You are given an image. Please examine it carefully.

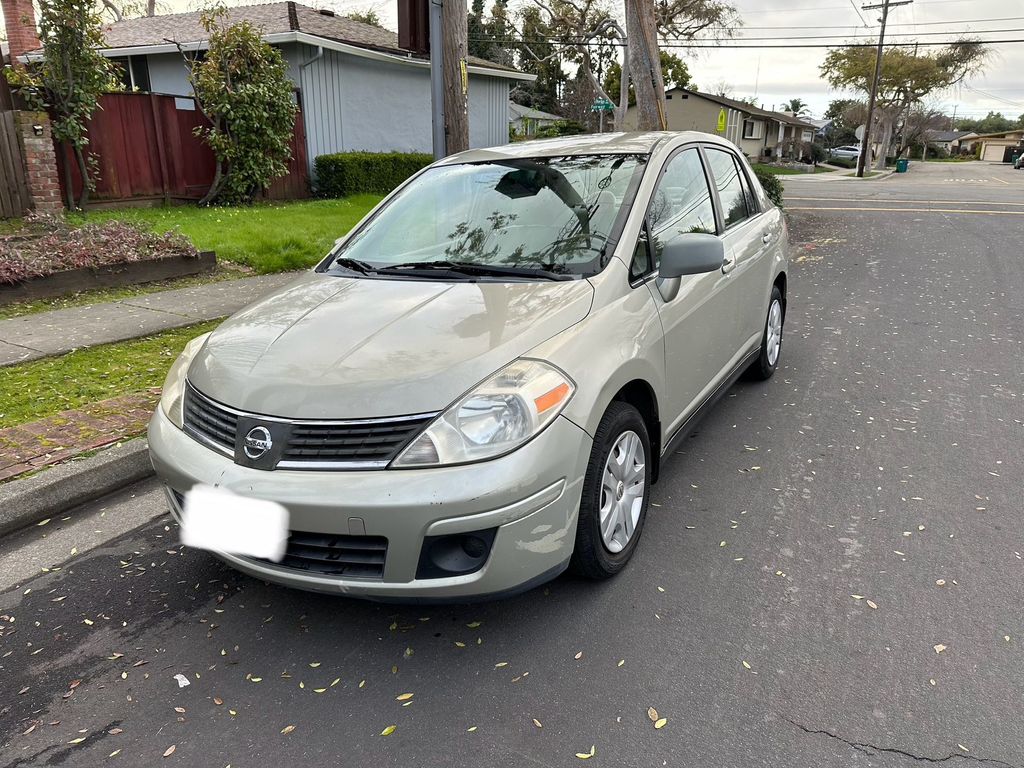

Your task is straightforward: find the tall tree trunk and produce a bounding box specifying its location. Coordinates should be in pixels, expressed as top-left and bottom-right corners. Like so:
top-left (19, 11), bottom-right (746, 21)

top-left (874, 117), bottom-right (893, 171)
top-left (441, 0), bottom-right (469, 155)
top-left (625, 0), bottom-right (666, 130)
top-left (200, 161), bottom-right (225, 206)
top-left (613, 42), bottom-right (630, 131)
top-left (73, 145), bottom-right (90, 210)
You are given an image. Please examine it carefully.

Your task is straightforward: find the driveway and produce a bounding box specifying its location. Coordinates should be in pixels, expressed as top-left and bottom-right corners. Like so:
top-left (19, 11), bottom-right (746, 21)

top-left (2, 159), bottom-right (1022, 768)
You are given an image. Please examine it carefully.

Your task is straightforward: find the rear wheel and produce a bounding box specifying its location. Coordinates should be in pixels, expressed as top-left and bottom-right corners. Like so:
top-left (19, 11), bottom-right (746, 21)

top-left (570, 402), bottom-right (652, 579)
top-left (746, 285), bottom-right (784, 381)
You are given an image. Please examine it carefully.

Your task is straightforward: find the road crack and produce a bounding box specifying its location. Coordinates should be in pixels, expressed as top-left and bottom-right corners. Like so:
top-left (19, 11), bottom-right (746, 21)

top-left (784, 717), bottom-right (1020, 768)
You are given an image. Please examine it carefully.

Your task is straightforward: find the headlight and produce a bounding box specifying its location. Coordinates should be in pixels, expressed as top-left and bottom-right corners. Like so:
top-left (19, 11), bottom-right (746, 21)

top-left (159, 333), bottom-right (212, 428)
top-left (393, 359), bottom-right (575, 467)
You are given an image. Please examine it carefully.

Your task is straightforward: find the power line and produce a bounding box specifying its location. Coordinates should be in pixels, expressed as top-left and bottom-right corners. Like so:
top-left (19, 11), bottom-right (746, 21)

top-left (700, 17), bottom-right (1024, 30)
top-left (616, 27), bottom-right (1024, 41)
top-left (962, 85), bottom-right (1024, 109)
top-left (848, 0), bottom-right (871, 27)
top-left (470, 36), bottom-right (1024, 50)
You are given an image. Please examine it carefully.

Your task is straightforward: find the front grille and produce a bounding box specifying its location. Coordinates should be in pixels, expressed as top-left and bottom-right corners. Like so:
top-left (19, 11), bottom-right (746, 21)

top-left (261, 531), bottom-right (388, 579)
top-left (183, 385), bottom-right (237, 455)
top-left (282, 421), bottom-right (428, 464)
top-left (181, 382), bottom-right (435, 469)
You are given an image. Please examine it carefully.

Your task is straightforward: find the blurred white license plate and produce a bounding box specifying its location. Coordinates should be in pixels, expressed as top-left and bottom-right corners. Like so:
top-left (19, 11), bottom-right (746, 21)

top-left (180, 485), bottom-right (289, 562)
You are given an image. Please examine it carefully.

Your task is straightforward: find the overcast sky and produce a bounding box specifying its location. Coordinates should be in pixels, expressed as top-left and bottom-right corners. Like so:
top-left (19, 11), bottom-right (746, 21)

top-left (4, 0), bottom-right (1022, 121)
top-left (329, 0), bottom-right (1024, 120)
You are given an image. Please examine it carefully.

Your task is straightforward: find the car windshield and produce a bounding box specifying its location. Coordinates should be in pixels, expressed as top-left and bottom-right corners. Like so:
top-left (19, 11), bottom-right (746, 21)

top-left (323, 154), bottom-right (648, 279)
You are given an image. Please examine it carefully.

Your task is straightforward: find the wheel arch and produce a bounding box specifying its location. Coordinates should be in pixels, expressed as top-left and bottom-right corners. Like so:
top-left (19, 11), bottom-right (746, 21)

top-left (609, 379), bottom-right (662, 483)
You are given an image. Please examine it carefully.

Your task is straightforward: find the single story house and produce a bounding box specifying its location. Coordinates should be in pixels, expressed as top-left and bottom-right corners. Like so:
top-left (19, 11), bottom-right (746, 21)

top-left (922, 130), bottom-right (971, 153)
top-left (18, 1), bottom-right (532, 173)
top-left (958, 129), bottom-right (1024, 162)
top-left (509, 102), bottom-right (563, 138)
top-left (626, 88), bottom-right (818, 161)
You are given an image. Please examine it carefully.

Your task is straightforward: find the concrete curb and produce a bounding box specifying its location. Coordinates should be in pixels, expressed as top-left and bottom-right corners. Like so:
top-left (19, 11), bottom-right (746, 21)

top-left (0, 438), bottom-right (153, 537)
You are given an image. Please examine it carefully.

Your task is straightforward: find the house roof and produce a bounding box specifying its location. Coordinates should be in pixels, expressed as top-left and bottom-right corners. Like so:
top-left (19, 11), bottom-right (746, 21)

top-left (668, 88), bottom-right (818, 129)
top-left (21, 1), bottom-right (529, 79)
top-left (924, 130), bottom-right (971, 142)
top-left (509, 102), bottom-right (563, 122)
top-left (963, 129), bottom-right (1024, 140)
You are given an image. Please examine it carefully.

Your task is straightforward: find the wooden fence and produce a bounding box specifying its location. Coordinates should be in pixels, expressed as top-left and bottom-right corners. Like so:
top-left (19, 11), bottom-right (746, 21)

top-left (56, 92), bottom-right (310, 206)
top-left (0, 111), bottom-right (32, 219)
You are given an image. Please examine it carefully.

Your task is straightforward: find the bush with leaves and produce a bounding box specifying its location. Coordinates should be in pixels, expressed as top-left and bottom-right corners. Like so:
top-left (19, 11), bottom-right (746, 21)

top-left (4, 0), bottom-right (120, 209)
top-left (753, 167), bottom-right (784, 208)
top-left (188, 7), bottom-right (298, 205)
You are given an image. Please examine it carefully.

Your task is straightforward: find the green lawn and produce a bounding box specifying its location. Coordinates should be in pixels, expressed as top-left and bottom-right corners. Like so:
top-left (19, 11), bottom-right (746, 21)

top-left (0, 320), bottom-right (220, 429)
top-left (67, 196), bottom-right (382, 274)
top-left (752, 164), bottom-right (805, 176)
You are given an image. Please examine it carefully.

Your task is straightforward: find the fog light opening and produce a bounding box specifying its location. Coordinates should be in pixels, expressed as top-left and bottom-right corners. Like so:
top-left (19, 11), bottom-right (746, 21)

top-left (416, 528), bottom-right (498, 579)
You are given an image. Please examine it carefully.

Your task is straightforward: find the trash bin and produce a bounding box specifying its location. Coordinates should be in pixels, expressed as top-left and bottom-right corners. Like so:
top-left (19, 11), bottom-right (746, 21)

top-left (896, 158), bottom-right (909, 173)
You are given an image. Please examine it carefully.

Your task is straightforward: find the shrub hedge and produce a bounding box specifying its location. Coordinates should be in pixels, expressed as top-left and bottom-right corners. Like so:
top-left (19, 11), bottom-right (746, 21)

top-left (314, 151), bottom-right (434, 198)
top-left (753, 167), bottom-right (784, 208)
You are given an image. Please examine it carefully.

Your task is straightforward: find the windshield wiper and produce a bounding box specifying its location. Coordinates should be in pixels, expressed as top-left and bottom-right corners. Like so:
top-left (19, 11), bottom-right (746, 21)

top-left (331, 257), bottom-right (377, 275)
top-left (376, 260), bottom-right (574, 281)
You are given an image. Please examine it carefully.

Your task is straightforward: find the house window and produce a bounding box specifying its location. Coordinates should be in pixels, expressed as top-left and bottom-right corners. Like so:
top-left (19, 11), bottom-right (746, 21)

top-left (110, 56), bottom-right (151, 92)
top-left (801, 129), bottom-right (813, 142)
top-left (742, 119), bottom-right (764, 140)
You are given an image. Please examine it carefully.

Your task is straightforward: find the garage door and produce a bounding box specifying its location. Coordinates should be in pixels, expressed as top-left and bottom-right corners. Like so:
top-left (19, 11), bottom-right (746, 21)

top-left (982, 143), bottom-right (1007, 162)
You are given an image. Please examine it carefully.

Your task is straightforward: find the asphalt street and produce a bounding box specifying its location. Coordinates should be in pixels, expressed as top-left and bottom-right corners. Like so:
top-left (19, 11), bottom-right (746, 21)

top-left (2, 160), bottom-right (1022, 768)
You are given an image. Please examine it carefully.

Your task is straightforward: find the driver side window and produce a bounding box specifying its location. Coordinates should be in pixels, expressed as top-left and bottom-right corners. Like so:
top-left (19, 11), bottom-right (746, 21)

top-left (631, 148), bottom-right (717, 280)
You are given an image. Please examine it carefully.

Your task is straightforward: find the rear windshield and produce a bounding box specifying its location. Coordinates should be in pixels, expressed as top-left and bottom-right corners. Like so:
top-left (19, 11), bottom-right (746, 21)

top-left (323, 154), bottom-right (648, 278)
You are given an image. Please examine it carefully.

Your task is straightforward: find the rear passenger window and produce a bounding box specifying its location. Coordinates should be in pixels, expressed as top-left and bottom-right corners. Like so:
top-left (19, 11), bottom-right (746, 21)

top-left (705, 148), bottom-right (751, 228)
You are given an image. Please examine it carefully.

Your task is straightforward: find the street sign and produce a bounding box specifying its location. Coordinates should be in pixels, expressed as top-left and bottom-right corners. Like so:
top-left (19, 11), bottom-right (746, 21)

top-left (590, 97), bottom-right (614, 112)
top-left (716, 108), bottom-right (727, 133)
top-left (855, 124), bottom-right (866, 141)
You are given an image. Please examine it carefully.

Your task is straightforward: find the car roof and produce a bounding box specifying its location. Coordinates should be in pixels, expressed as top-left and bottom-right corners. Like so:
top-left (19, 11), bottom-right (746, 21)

top-left (439, 131), bottom-right (735, 164)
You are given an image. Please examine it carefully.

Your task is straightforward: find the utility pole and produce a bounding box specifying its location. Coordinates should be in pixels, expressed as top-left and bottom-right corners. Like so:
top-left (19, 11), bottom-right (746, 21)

top-left (429, 0), bottom-right (444, 159)
top-left (856, 0), bottom-right (912, 178)
top-left (441, 0), bottom-right (469, 155)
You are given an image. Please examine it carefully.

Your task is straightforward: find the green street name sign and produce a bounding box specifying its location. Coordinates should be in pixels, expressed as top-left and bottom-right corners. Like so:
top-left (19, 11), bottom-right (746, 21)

top-left (590, 98), bottom-right (614, 112)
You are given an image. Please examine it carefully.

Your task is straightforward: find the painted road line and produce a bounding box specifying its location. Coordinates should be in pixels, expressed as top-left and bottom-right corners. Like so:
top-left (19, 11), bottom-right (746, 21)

top-left (787, 206), bottom-right (1024, 215)
top-left (989, 177), bottom-right (1011, 185)
top-left (785, 197), bottom-right (1024, 206)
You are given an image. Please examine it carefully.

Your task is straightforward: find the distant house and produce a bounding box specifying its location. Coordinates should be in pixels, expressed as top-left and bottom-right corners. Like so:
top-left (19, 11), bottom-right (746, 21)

top-left (17, 1), bottom-right (533, 173)
top-left (923, 130), bottom-right (971, 153)
top-left (509, 102), bottom-right (563, 138)
top-left (626, 88), bottom-right (818, 161)
top-left (958, 129), bottom-right (1024, 162)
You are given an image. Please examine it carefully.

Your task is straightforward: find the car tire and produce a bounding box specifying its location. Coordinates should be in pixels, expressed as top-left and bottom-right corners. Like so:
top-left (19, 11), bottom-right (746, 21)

top-left (570, 402), bottom-right (652, 580)
top-left (746, 285), bottom-right (785, 381)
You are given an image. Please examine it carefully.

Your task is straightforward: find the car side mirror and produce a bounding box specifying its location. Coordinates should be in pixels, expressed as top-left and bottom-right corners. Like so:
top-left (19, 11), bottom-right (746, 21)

top-left (657, 233), bottom-right (725, 279)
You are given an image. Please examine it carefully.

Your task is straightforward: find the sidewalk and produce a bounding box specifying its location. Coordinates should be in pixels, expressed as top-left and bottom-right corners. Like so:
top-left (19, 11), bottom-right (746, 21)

top-left (0, 271), bottom-right (300, 367)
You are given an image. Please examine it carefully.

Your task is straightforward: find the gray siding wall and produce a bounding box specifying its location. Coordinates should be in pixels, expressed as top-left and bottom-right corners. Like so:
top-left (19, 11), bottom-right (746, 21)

top-left (298, 46), bottom-right (510, 167)
top-left (139, 43), bottom-right (513, 173)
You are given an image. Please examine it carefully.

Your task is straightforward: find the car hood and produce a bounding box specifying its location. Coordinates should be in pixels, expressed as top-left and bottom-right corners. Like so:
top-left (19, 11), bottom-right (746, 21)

top-left (187, 272), bottom-right (594, 419)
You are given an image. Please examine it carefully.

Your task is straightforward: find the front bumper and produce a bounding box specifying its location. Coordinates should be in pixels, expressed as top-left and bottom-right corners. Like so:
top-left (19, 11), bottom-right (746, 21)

top-left (148, 408), bottom-right (592, 600)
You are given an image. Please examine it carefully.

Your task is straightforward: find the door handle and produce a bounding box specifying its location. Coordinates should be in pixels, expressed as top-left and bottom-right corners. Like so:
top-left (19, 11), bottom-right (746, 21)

top-left (762, 233), bottom-right (772, 244)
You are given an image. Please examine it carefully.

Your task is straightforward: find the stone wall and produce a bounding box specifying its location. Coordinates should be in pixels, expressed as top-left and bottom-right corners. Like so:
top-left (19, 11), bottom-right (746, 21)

top-left (14, 112), bottom-right (63, 213)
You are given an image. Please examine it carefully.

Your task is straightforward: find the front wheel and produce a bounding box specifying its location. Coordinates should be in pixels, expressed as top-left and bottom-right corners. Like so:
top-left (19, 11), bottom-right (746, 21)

top-left (746, 285), bottom-right (784, 381)
top-left (570, 402), bottom-right (652, 579)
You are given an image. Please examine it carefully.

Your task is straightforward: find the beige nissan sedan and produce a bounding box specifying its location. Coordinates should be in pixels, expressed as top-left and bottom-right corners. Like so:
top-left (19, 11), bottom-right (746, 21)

top-left (149, 132), bottom-right (790, 601)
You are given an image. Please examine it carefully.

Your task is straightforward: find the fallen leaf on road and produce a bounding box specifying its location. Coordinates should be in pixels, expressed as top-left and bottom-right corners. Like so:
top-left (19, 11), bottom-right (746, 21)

top-left (851, 595), bottom-right (864, 600)
top-left (647, 707), bottom-right (659, 722)
top-left (466, 621), bottom-right (481, 629)
top-left (83, 619), bottom-right (94, 626)
top-left (381, 725), bottom-right (396, 736)
top-left (936, 579), bottom-right (946, 586)
top-left (742, 661), bottom-right (751, 670)
top-left (654, 718), bottom-right (668, 729)
top-left (163, 745), bottom-right (175, 757)
top-left (934, 644), bottom-right (947, 654)
top-left (108, 728), bottom-right (123, 735)
top-left (213, 698), bottom-right (223, 706)
top-left (958, 744), bottom-right (968, 752)
top-left (281, 725), bottom-right (295, 735)
top-left (37, 519), bottom-right (50, 526)
top-left (617, 660), bottom-right (625, 667)
top-left (396, 693), bottom-right (414, 701)
top-left (467, 726), bottom-right (477, 732)
top-left (109, 749), bottom-right (121, 757)
top-left (574, 651), bottom-right (583, 660)
top-left (533, 718), bottom-right (543, 728)
top-left (173, 674), bottom-right (190, 688)
top-left (575, 745), bottom-right (596, 759)
top-left (866, 600), bottom-right (878, 610)
top-left (68, 737), bottom-right (86, 744)
top-left (174, 707), bottom-right (185, 714)
top-left (309, 662), bottom-right (321, 668)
